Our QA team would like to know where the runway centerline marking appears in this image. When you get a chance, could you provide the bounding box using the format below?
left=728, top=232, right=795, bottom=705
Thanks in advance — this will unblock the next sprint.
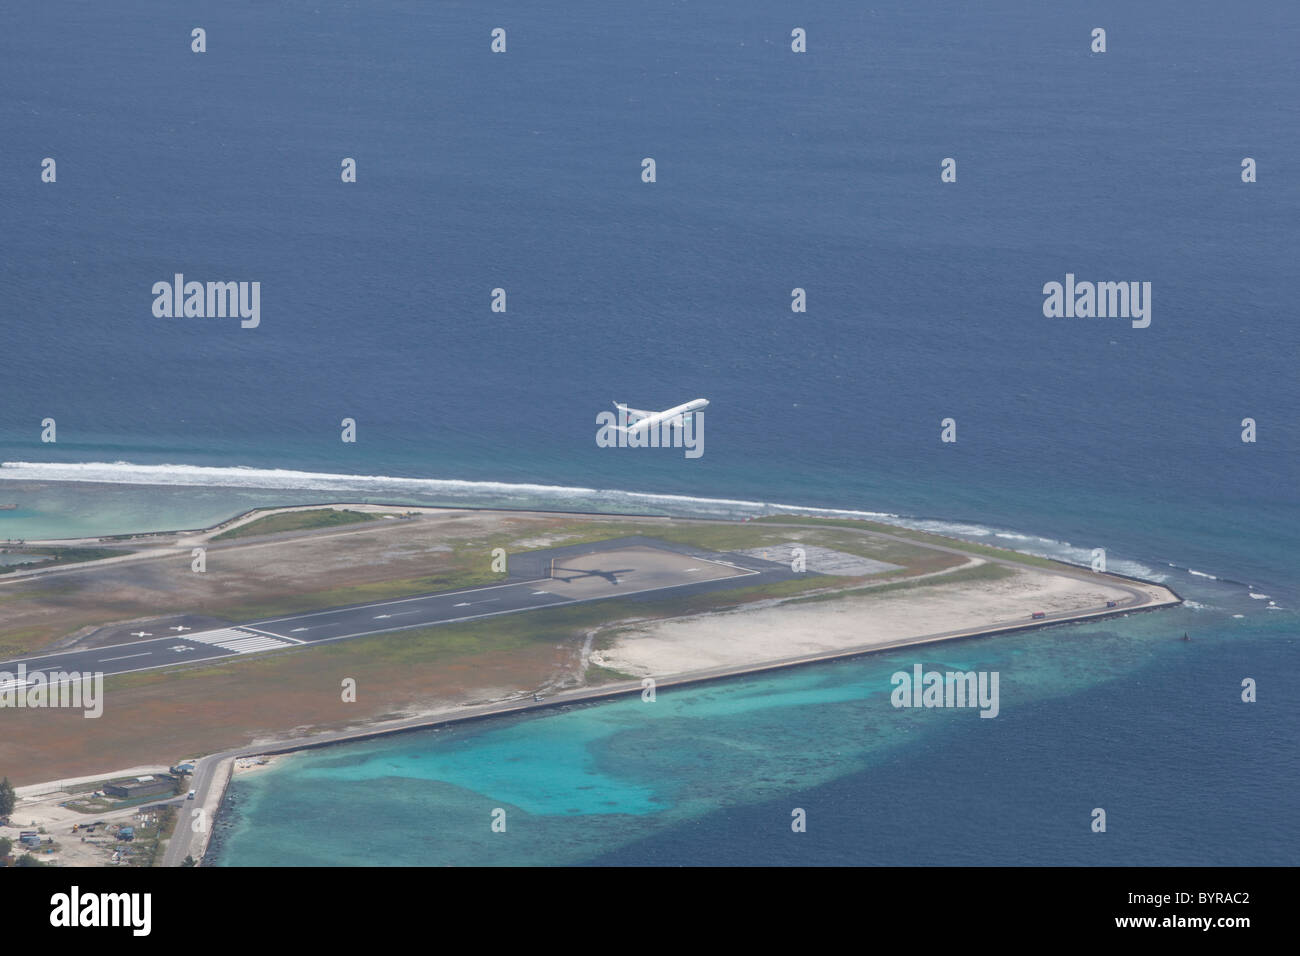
left=248, top=576, right=551, bottom=626
left=99, top=652, right=153, bottom=662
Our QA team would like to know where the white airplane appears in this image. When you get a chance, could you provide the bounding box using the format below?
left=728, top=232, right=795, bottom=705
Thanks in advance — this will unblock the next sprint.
left=130, top=631, right=152, bottom=638
left=613, top=398, right=708, bottom=434
left=169, top=625, right=191, bottom=632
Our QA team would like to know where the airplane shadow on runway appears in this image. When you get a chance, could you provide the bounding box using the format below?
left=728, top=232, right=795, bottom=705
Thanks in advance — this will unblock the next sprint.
left=550, top=566, right=634, bottom=585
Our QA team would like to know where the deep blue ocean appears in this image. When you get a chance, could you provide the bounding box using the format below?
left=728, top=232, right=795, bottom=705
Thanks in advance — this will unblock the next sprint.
left=1, top=0, right=1296, bottom=864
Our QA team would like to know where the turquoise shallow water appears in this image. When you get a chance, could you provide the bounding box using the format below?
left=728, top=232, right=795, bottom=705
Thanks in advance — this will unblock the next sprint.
left=209, top=600, right=1298, bottom=866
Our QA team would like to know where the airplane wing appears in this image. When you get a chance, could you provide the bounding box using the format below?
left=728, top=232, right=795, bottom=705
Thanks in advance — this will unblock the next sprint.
left=613, top=401, right=657, bottom=420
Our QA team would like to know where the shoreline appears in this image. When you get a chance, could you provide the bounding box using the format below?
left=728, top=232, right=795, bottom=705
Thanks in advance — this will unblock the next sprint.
left=190, top=583, right=1179, bottom=866
left=1, top=492, right=1170, bottom=590
left=1, top=494, right=1186, bottom=865
left=8, top=498, right=675, bottom=549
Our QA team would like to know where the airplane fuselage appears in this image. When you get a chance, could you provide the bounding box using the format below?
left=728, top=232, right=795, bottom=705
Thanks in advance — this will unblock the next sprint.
left=625, top=398, right=708, bottom=432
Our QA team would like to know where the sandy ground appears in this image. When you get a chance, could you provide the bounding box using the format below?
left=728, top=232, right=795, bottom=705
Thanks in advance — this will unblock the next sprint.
left=4, top=773, right=178, bottom=868
left=593, top=564, right=1137, bottom=677
left=232, top=754, right=283, bottom=775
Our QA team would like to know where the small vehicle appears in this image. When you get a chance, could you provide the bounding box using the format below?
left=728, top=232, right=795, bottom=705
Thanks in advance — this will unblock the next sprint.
left=1105, top=601, right=1117, bottom=608
left=187, top=790, right=196, bottom=800
left=1030, top=611, right=1046, bottom=620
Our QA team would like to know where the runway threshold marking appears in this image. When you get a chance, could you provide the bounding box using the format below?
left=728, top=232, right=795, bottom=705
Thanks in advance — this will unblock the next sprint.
left=187, top=628, right=299, bottom=654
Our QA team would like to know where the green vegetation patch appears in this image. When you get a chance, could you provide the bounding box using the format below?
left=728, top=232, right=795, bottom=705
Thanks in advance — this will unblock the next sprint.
left=583, top=663, right=637, bottom=684
left=788, top=560, right=1016, bottom=604
left=755, top=516, right=1064, bottom=571
left=0, top=547, right=129, bottom=576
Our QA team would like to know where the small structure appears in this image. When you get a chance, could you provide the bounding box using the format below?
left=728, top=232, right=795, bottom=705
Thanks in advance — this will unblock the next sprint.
left=103, top=775, right=176, bottom=799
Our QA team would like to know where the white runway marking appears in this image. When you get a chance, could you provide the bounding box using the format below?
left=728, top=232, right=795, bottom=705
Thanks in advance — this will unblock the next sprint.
left=99, top=652, right=153, bottom=662
left=187, top=628, right=296, bottom=655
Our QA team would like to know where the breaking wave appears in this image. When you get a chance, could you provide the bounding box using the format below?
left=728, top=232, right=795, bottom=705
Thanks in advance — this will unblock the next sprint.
left=0, top=460, right=900, bottom=523
left=0, top=459, right=1200, bottom=584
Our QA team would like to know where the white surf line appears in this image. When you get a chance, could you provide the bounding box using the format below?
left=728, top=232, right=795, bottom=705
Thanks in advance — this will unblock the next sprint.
left=98, top=652, right=153, bottom=662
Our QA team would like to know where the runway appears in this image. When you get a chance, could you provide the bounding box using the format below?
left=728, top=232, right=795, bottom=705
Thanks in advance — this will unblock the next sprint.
left=0, top=538, right=789, bottom=687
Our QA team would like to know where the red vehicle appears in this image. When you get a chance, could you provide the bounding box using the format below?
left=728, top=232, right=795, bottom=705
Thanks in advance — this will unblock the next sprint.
left=1031, top=611, right=1046, bottom=620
